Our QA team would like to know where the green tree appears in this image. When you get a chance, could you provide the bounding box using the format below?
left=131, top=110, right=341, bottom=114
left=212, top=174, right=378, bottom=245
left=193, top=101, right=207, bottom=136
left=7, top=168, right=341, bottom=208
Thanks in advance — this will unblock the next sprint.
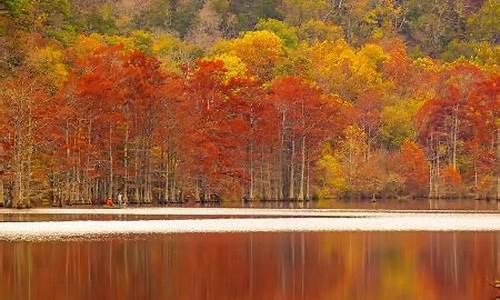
left=380, top=99, right=422, bottom=149
left=256, top=18, right=298, bottom=49
left=297, top=20, right=343, bottom=43
left=467, top=0, right=499, bottom=43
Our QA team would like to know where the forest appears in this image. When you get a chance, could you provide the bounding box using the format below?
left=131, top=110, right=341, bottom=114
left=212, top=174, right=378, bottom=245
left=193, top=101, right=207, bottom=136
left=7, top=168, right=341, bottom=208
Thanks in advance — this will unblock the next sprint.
left=0, top=0, right=498, bottom=207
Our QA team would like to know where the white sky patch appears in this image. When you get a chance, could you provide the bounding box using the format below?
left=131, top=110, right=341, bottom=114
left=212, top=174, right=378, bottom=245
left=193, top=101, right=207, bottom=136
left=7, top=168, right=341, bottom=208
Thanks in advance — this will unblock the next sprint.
left=0, top=213, right=499, bottom=241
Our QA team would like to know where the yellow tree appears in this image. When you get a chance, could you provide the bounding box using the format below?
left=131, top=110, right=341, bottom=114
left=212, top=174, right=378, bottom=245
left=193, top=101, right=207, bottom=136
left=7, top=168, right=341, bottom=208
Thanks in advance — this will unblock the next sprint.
left=315, top=145, right=347, bottom=198
left=301, top=40, right=389, bottom=101
left=209, top=54, right=247, bottom=80
left=335, top=125, right=367, bottom=195
left=212, top=30, right=284, bottom=81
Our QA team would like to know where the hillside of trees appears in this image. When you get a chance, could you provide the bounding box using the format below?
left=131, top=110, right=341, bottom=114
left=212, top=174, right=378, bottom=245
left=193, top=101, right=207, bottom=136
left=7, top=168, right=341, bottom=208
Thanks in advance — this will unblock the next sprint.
left=0, top=0, right=498, bottom=207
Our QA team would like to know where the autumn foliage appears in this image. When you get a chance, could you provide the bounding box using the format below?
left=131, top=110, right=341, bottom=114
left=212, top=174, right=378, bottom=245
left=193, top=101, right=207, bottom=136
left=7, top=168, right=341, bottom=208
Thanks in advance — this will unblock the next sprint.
left=398, top=141, right=429, bottom=196
left=0, top=0, right=499, bottom=206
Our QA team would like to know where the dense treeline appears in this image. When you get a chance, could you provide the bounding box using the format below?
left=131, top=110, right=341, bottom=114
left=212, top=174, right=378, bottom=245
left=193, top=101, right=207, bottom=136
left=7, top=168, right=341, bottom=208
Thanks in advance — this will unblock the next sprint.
left=0, top=0, right=498, bottom=207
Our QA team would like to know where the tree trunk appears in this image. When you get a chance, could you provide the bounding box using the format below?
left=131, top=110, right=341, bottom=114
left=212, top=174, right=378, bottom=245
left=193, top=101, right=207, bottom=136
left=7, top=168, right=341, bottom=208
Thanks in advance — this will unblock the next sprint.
left=429, top=157, right=434, bottom=198
left=436, top=142, right=441, bottom=199
left=279, top=112, right=286, bottom=200
left=0, top=178, right=4, bottom=206
left=429, top=133, right=438, bottom=199
left=14, top=152, right=23, bottom=207
left=25, top=103, right=33, bottom=207
left=95, top=179, right=100, bottom=205
left=266, top=156, right=272, bottom=200
left=108, top=125, right=113, bottom=200
left=452, top=105, right=459, bottom=170
left=289, top=139, right=295, bottom=200
left=298, top=136, right=306, bottom=201
left=170, top=161, right=177, bottom=202
left=164, top=151, right=170, bottom=202
left=123, top=125, right=129, bottom=203
left=134, top=148, right=140, bottom=203
left=144, top=145, right=152, bottom=203
left=86, top=120, right=92, bottom=204
left=496, top=128, right=500, bottom=200
left=259, top=147, right=264, bottom=200
left=306, top=157, right=310, bottom=200
left=249, top=142, right=254, bottom=200
left=76, top=153, right=81, bottom=204
left=65, top=121, right=70, bottom=206
left=194, top=177, right=201, bottom=202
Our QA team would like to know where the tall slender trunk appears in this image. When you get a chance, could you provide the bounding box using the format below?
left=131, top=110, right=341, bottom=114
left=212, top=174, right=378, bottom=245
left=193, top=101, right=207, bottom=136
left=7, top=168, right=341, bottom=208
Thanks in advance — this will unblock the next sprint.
left=249, top=142, right=254, bottom=200
left=266, top=155, right=272, bottom=200
left=14, top=148, right=23, bottom=207
left=496, top=128, right=500, bottom=200
left=86, top=120, right=92, bottom=204
left=170, top=160, right=176, bottom=201
left=348, top=137, right=353, bottom=187
left=205, top=182, right=211, bottom=202
left=171, top=177, right=176, bottom=202
left=452, top=105, right=459, bottom=170
left=76, top=148, right=81, bottom=204
left=0, top=178, right=4, bottom=206
left=429, top=134, right=434, bottom=198
left=429, top=157, right=434, bottom=198
left=94, top=179, right=99, bottom=205
left=473, top=163, right=478, bottom=198
left=279, top=112, right=286, bottom=200
left=194, top=178, right=200, bottom=202
left=436, top=142, right=441, bottom=199
left=144, top=144, right=152, bottom=203
left=134, top=147, right=140, bottom=203
left=108, top=125, right=113, bottom=200
left=164, top=150, right=170, bottom=202
left=25, top=104, right=33, bottom=207
left=289, top=139, right=295, bottom=200
left=65, top=121, right=70, bottom=205
left=259, top=147, right=264, bottom=200
left=366, top=127, right=371, bottom=162
left=298, top=136, right=306, bottom=201
left=123, top=125, right=129, bottom=203
left=306, top=157, right=310, bottom=200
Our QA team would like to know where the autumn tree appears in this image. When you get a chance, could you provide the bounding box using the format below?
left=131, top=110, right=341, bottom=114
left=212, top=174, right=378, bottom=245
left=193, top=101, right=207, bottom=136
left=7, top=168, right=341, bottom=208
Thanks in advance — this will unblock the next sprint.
left=398, top=140, right=429, bottom=197
left=464, top=75, right=499, bottom=199
left=417, top=63, right=487, bottom=198
left=213, top=30, right=284, bottom=81
left=0, top=71, right=51, bottom=207
left=268, top=76, right=344, bottom=200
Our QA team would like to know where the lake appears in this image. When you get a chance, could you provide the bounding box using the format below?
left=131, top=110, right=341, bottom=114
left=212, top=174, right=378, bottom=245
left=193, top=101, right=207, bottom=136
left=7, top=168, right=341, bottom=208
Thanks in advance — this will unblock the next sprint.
left=0, top=201, right=498, bottom=300
left=0, top=231, right=498, bottom=299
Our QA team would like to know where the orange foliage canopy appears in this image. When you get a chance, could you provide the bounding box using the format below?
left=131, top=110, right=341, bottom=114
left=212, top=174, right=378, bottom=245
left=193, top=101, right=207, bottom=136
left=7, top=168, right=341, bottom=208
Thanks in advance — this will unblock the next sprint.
left=442, top=165, right=462, bottom=188
left=399, top=140, right=429, bottom=195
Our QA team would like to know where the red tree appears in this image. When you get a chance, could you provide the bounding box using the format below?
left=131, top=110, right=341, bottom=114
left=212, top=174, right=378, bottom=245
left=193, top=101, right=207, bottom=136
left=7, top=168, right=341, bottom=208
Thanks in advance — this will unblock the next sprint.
left=398, top=140, right=430, bottom=197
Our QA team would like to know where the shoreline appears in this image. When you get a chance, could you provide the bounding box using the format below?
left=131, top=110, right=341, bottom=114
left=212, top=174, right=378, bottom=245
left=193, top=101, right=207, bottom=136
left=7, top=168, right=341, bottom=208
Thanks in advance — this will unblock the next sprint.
left=0, top=207, right=499, bottom=216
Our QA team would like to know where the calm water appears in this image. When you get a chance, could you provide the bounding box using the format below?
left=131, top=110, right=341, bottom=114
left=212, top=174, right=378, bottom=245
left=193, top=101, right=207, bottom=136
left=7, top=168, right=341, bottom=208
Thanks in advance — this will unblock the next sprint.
left=0, top=231, right=498, bottom=300
left=1, top=198, right=498, bottom=222
left=227, top=198, right=500, bottom=210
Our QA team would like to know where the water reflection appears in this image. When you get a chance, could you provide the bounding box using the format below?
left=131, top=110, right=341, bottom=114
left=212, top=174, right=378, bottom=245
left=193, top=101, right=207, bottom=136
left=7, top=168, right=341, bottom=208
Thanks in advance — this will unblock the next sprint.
left=0, top=232, right=498, bottom=299
left=249, top=198, right=500, bottom=210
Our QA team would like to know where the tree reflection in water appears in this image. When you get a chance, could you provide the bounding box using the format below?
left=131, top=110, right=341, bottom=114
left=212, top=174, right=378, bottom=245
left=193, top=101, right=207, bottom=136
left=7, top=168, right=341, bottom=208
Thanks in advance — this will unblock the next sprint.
left=0, top=232, right=498, bottom=300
